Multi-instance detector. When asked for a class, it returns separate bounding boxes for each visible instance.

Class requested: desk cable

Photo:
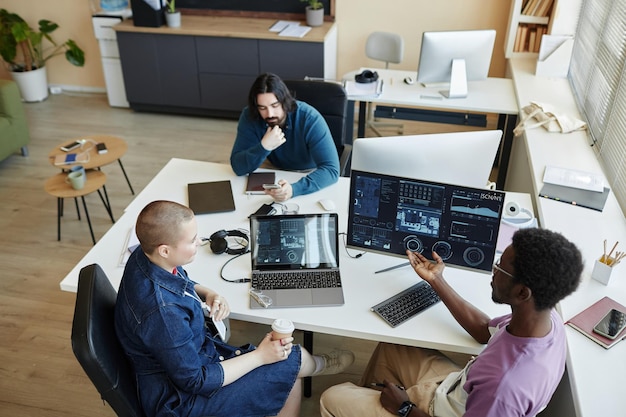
[339,232,366,259]
[218,251,251,283]
[200,236,251,283]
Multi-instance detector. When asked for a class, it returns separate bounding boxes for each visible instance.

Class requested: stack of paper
[269,20,312,38]
[344,79,383,98]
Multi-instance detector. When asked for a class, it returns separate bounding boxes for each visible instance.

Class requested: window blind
[569,0,626,213]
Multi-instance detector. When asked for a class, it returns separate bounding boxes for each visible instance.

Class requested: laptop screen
[250,213,339,271]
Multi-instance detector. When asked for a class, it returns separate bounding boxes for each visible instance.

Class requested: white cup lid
[272,318,294,333]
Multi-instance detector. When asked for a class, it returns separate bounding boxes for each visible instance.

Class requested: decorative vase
[165,11,181,28]
[305,6,324,27]
[11,66,49,102]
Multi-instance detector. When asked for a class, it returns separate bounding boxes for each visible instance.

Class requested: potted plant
[0,9,85,102]
[165,0,181,28]
[300,0,324,27]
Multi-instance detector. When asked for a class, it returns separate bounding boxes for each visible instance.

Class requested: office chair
[284,79,352,177]
[71,263,145,417]
[365,31,405,136]
[72,264,232,416]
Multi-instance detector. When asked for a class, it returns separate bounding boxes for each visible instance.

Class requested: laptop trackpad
[313,287,345,305]
[275,289,312,307]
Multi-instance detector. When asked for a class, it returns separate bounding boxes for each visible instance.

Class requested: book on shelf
[533,26,546,52]
[522,0,540,15]
[514,25,524,52]
[566,296,626,349]
[528,27,537,53]
[535,0,554,17]
[519,24,529,52]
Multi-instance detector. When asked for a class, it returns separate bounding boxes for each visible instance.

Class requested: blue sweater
[230,101,339,197]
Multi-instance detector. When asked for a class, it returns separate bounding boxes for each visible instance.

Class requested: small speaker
[503,202,536,228]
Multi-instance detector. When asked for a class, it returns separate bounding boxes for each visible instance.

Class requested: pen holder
[592,257,615,285]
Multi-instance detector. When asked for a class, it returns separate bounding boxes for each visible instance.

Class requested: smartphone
[251,203,276,217]
[593,308,626,339]
[60,141,82,152]
[262,183,281,190]
[96,142,108,154]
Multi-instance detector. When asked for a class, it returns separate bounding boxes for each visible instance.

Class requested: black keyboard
[371,282,441,327]
[252,270,342,290]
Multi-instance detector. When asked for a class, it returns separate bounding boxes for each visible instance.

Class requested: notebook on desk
[187,180,236,215]
[248,213,344,309]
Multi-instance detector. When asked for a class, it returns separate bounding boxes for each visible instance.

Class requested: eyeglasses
[493,262,515,279]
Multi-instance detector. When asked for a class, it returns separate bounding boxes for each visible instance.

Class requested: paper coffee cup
[271,318,295,340]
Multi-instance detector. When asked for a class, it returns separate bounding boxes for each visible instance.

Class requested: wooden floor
[0,91,495,417]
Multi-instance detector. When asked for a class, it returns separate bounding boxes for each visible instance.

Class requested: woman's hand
[206,293,230,321]
[194,284,230,321]
[256,333,293,364]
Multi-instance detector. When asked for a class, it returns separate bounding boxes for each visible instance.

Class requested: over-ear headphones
[209,229,249,255]
[355,69,379,84]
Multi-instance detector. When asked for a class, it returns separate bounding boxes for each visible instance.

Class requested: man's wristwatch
[398,400,415,417]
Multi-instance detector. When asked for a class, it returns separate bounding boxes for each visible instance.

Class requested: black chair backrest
[283,79,349,158]
[71,264,144,417]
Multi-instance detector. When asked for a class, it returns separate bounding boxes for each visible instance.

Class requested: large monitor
[350,130,502,189]
[417,29,496,98]
[347,170,505,272]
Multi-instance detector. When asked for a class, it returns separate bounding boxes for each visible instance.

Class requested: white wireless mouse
[318,199,336,211]
[403,76,415,85]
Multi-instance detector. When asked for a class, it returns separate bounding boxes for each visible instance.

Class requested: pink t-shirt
[462,310,567,417]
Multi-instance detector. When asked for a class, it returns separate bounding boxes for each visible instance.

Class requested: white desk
[60,158,539,356]
[507,58,626,417]
[343,69,519,190]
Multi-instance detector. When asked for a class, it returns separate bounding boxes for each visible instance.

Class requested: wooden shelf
[505,0,555,58]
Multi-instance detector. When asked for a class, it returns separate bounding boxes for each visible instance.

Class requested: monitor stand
[440,58,468,99]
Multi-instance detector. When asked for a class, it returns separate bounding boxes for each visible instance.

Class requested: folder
[187,180,236,215]
[535,35,574,78]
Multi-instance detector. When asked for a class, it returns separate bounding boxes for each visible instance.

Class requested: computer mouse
[403,76,415,85]
[318,199,336,211]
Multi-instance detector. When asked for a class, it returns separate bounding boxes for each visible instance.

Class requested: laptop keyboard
[371,281,441,327]
[252,270,342,290]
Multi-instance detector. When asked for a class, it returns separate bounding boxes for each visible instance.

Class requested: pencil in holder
[592,257,615,285]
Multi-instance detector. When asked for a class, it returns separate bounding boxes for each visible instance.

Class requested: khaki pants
[320,343,464,417]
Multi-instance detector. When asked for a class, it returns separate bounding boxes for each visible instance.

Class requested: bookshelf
[505,0,555,58]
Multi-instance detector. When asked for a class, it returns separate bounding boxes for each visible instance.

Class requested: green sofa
[0,79,30,161]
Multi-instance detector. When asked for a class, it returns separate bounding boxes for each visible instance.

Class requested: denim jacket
[114,248,255,416]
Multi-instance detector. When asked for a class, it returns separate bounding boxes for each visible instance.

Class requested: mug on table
[66,170,86,190]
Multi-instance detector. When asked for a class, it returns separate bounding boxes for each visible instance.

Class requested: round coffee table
[44,170,115,245]
[48,135,135,194]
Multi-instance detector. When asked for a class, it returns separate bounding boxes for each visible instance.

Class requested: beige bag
[513,101,587,136]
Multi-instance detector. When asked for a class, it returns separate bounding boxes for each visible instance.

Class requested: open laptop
[249,213,345,309]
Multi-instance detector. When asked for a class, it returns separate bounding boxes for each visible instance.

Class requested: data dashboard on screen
[347,170,505,272]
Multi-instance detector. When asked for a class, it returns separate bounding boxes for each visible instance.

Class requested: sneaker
[315,350,355,376]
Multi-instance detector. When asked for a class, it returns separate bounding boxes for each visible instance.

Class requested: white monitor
[416,29,496,98]
[350,130,502,189]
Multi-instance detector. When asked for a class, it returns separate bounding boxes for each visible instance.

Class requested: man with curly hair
[321,228,583,417]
